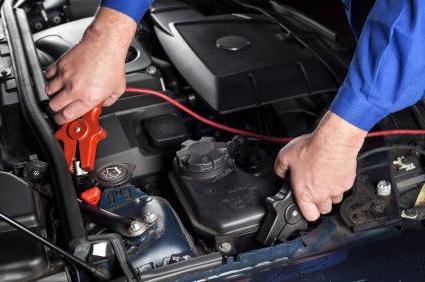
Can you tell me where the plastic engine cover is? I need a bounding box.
[152,0,337,113]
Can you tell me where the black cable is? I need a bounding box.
[357,162,388,174]
[0,211,108,280]
[357,145,425,161]
[229,0,342,85]
[71,264,81,282]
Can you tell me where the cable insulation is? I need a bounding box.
[125,87,425,143]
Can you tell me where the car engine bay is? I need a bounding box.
[2,0,425,281]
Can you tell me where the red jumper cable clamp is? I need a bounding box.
[55,105,107,206]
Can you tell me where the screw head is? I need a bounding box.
[34,22,43,30]
[146,65,158,76]
[377,180,392,197]
[74,127,82,133]
[404,209,417,217]
[218,242,232,253]
[52,16,61,24]
[401,208,418,220]
[1,68,11,77]
[143,212,158,224]
[285,204,302,225]
[128,220,144,235]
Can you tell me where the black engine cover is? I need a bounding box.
[152,0,337,113]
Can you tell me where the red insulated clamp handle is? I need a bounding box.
[55,105,107,172]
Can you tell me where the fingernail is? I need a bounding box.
[46,104,55,115]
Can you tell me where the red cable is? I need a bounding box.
[126,87,425,143]
[367,130,425,138]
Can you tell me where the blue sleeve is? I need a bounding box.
[330,0,425,131]
[101,0,154,22]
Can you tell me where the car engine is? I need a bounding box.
[1,0,425,281]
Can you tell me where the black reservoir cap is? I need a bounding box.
[145,115,189,148]
[176,137,233,177]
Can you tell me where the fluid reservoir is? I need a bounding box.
[169,137,278,246]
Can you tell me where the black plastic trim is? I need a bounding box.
[1,0,86,244]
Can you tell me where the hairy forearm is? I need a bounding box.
[313,112,367,157]
[83,7,137,60]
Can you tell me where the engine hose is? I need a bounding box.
[125,87,425,143]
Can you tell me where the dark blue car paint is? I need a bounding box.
[156,218,425,281]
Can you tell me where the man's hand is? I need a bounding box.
[45,8,137,124]
[275,112,367,221]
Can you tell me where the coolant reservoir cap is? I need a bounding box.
[176,137,232,175]
[95,163,135,187]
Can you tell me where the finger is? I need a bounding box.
[331,194,344,204]
[274,149,290,178]
[45,63,58,80]
[54,100,91,125]
[344,184,354,192]
[45,76,64,97]
[49,89,72,113]
[294,190,321,222]
[317,198,332,214]
[103,92,121,107]
[298,200,321,222]
[104,97,116,107]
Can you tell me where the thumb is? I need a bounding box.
[274,148,290,178]
[296,195,321,222]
